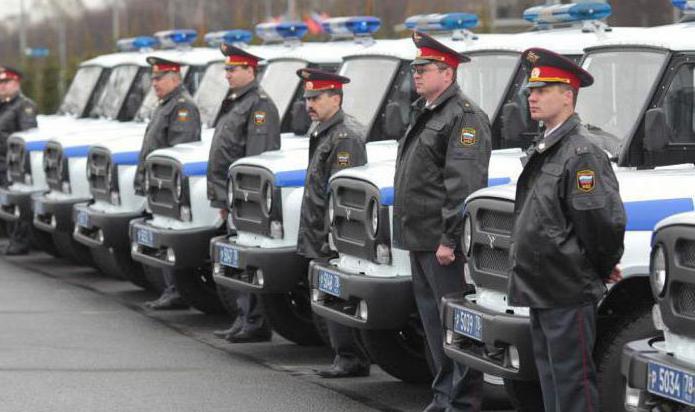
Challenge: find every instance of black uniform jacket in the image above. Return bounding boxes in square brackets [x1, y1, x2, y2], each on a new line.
[0, 93, 37, 172]
[507, 114, 626, 308]
[393, 83, 491, 252]
[134, 85, 200, 195]
[297, 110, 368, 259]
[207, 80, 280, 208]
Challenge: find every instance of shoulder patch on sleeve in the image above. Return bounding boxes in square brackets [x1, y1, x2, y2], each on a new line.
[24, 105, 35, 115]
[176, 108, 191, 122]
[336, 151, 351, 167]
[178, 97, 186, 103]
[253, 111, 266, 125]
[460, 127, 478, 146]
[576, 169, 596, 192]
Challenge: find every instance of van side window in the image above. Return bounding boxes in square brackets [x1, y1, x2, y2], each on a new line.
[663, 64, 695, 143]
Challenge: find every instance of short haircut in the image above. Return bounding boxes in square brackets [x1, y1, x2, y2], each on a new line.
[322, 89, 343, 106]
[557, 83, 578, 106]
[434, 62, 457, 84]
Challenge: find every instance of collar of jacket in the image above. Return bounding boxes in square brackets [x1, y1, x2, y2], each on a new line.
[310, 109, 345, 138]
[1, 92, 21, 104]
[536, 113, 581, 154]
[228, 79, 258, 101]
[159, 85, 185, 105]
[412, 82, 461, 113]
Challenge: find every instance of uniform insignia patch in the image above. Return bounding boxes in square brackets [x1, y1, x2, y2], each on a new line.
[306, 81, 314, 90]
[460, 127, 478, 146]
[530, 67, 541, 78]
[336, 151, 351, 167]
[176, 108, 190, 122]
[526, 51, 540, 64]
[24, 106, 34, 115]
[254, 111, 266, 125]
[576, 169, 595, 192]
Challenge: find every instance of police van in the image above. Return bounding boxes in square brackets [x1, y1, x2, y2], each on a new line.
[307, 3, 637, 386]
[440, 3, 695, 411]
[127, 19, 377, 316]
[71, 28, 302, 292]
[0, 38, 165, 256]
[621, 211, 695, 412]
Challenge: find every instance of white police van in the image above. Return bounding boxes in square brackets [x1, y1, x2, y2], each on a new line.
[307, 3, 639, 387]
[0, 36, 167, 256]
[72, 28, 301, 293]
[27, 30, 221, 266]
[127, 20, 374, 316]
[441, 2, 695, 411]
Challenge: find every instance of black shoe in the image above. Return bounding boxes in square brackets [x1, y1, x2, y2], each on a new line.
[213, 322, 242, 339]
[317, 365, 370, 379]
[225, 329, 272, 343]
[4, 244, 29, 256]
[145, 295, 188, 310]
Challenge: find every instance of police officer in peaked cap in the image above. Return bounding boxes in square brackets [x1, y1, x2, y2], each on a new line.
[136, 57, 201, 310]
[0, 66, 38, 255]
[393, 32, 491, 411]
[295, 68, 371, 378]
[507, 48, 626, 412]
[208, 43, 280, 343]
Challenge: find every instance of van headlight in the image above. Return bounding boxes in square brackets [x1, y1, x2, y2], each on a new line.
[462, 214, 472, 255]
[369, 198, 379, 236]
[24, 173, 32, 185]
[650, 245, 667, 297]
[263, 183, 273, 213]
[175, 173, 183, 200]
[180, 205, 192, 222]
[144, 173, 150, 192]
[328, 194, 335, 224]
[227, 180, 234, 209]
[62, 181, 71, 194]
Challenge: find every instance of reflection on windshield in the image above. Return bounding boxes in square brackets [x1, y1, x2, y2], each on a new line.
[195, 62, 229, 128]
[260, 60, 307, 120]
[90, 64, 140, 120]
[58, 66, 103, 117]
[460, 53, 519, 119]
[577, 50, 667, 153]
[341, 57, 400, 129]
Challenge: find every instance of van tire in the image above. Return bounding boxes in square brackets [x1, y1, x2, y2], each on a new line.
[360, 328, 432, 383]
[53, 231, 94, 266]
[90, 247, 152, 290]
[172, 265, 225, 314]
[261, 291, 324, 346]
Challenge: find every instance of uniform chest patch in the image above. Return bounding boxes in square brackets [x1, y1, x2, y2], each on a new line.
[336, 151, 351, 167]
[576, 169, 595, 192]
[460, 127, 478, 146]
[176, 108, 190, 122]
[254, 111, 266, 125]
[24, 106, 34, 115]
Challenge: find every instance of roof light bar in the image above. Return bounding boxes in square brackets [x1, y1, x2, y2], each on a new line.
[154, 29, 198, 49]
[255, 22, 308, 44]
[673, 0, 695, 12]
[204, 30, 253, 47]
[321, 16, 381, 38]
[404, 13, 479, 32]
[523, 2, 612, 25]
[116, 36, 158, 52]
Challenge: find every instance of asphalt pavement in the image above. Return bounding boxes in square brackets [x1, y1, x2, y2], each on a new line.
[0, 238, 512, 412]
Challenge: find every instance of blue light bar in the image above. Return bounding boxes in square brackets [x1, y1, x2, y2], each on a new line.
[154, 29, 198, 48]
[116, 36, 158, 52]
[523, 2, 612, 25]
[321, 16, 381, 37]
[673, 0, 695, 12]
[404, 13, 479, 32]
[204, 30, 253, 47]
[255, 22, 308, 43]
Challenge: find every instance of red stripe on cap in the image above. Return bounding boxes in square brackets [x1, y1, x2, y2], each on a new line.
[530, 66, 580, 90]
[225, 55, 258, 68]
[0, 71, 20, 81]
[152, 63, 180, 73]
[417, 46, 460, 68]
[304, 79, 343, 91]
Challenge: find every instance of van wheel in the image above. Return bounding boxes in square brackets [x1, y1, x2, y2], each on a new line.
[31, 227, 62, 257]
[261, 289, 324, 346]
[172, 264, 225, 314]
[142, 266, 167, 293]
[503, 379, 545, 412]
[595, 307, 659, 412]
[90, 247, 152, 290]
[52, 231, 94, 266]
[216, 285, 240, 317]
[360, 324, 432, 383]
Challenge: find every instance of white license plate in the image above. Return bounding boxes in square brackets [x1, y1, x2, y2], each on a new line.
[217, 244, 240, 268]
[647, 361, 695, 406]
[135, 227, 155, 248]
[453, 307, 483, 342]
[76, 211, 90, 228]
[33, 199, 45, 215]
[318, 269, 341, 297]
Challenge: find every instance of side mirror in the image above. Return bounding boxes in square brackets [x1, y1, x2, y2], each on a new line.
[643, 108, 672, 152]
[290, 100, 311, 135]
[501, 102, 536, 149]
[384, 101, 408, 139]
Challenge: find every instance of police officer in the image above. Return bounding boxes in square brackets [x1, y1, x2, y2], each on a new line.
[0, 66, 38, 255]
[295, 68, 370, 378]
[393, 32, 489, 411]
[507, 48, 626, 412]
[136, 57, 201, 310]
[208, 44, 280, 343]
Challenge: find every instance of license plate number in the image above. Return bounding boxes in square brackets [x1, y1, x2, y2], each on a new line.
[318, 269, 341, 297]
[647, 361, 695, 406]
[33, 199, 45, 215]
[76, 211, 90, 228]
[135, 227, 155, 248]
[217, 244, 239, 268]
[453, 307, 483, 341]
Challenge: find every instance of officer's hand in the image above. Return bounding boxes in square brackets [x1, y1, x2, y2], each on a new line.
[605, 264, 623, 284]
[436, 244, 455, 266]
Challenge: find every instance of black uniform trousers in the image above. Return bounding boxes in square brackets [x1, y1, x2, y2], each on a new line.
[326, 319, 370, 371]
[529, 303, 599, 412]
[235, 292, 269, 334]
[410, 251, 483, 412]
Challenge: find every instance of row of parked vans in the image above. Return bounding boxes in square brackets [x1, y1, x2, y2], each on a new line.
[1, 2, 694, 411]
